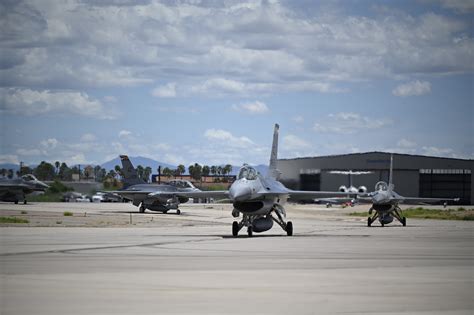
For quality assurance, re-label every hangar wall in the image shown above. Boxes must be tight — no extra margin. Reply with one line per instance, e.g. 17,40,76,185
277,152,474,205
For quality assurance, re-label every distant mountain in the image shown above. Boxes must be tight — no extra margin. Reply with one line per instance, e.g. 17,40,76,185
0,164,20,172
101,156,175,172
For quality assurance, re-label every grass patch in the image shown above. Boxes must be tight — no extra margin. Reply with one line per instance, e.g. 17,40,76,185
27,193,63,202
349,207,474,221
0,216,29,224
63,211,73,216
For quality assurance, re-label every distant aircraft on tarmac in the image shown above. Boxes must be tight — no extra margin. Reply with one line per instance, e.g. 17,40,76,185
0,174,49,204
318,170,372,207
113,155,200,214
169,124,357,237
360,154,459,227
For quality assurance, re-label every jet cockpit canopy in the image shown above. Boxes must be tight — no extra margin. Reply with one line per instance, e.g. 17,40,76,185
21,174,38,182
237,164,258,180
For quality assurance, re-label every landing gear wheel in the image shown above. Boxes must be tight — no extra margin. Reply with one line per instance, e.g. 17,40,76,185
381,222,385,227
176,209,181,215
232,221,239,237
402,217,406,226
14,200,18,204
286,221,293,236
367,217,372,227
139,205,146,213
24,200,27,205
247,226,253,237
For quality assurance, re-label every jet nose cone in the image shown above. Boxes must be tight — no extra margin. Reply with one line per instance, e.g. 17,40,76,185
229,183,252,201
373,192,387,204
38,181,49,190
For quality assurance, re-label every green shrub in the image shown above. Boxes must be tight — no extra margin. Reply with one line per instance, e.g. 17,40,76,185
63,211,73,216
0,217,29,224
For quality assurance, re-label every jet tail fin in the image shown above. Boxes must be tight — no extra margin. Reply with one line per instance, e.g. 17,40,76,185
388,153,394,190
267,123,281,179
119,155,145,188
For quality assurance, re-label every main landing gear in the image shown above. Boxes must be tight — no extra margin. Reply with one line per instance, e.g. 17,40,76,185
231,205,293,237
367,206,406,227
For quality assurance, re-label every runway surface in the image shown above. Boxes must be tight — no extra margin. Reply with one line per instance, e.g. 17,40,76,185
1,202,473,314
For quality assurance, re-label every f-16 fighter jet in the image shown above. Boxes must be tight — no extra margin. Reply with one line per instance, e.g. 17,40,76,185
0,174,49,204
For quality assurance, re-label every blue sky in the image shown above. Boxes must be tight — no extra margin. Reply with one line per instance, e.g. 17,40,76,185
0,0,473,167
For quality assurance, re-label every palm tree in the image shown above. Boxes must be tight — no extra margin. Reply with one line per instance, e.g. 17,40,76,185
177,164,185,179
202,165,210,179
210,166,217,176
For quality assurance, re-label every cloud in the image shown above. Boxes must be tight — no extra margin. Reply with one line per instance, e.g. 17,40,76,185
1,2,471,97
397,138,417,148
313,112,392,134
232,101,269,114
40,138,59,150
81,133,97,142
282,135,311,150
204,129,255,148
118,130,132,139
292,116,304,123
0,88,115,119
151,82,177,98
0,155,19,164
436,0,474,13
392,80,432,97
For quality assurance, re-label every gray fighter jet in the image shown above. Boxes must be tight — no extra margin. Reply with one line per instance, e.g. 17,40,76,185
0,174,49,204
171,124,357,237
112,155,200,214
361,154,459,227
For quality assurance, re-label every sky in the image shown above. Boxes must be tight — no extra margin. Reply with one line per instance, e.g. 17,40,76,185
0,0,473,167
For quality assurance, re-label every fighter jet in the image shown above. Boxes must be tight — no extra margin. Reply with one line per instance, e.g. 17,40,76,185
0,174,49,204
112,155,200,214
361,154,459,227
171,124,357,237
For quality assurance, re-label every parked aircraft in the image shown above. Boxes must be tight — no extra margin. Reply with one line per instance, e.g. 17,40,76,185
0,174,49,204
361,154,459,227
318,170,371,207
112,155,200,214
169,124,358,237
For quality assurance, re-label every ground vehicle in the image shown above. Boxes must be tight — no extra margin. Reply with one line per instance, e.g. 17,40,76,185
92,192,123,203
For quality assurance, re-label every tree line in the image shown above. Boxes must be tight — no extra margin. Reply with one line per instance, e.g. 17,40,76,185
1,161,234,184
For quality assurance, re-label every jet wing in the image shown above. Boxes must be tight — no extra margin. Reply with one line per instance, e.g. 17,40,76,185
163,190,230,199
399,197,460,204
287,190,359,200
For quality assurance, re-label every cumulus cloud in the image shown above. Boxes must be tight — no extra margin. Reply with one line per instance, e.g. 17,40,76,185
204,129,255,148
0,88,114,119
151,82,177,98
313,112,392,134
282,135,311,150
118,130,132,139
392,80,432,97
0,1,471,96
232,101,269,114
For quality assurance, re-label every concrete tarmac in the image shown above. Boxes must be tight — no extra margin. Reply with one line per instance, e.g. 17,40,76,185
0,202,473,314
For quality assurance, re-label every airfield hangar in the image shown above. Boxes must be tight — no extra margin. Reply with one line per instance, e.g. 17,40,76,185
277,152,474,205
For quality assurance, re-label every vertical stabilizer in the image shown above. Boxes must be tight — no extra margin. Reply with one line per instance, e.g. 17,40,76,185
267,124,281,179
388,153,394,190
119,155,145,187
